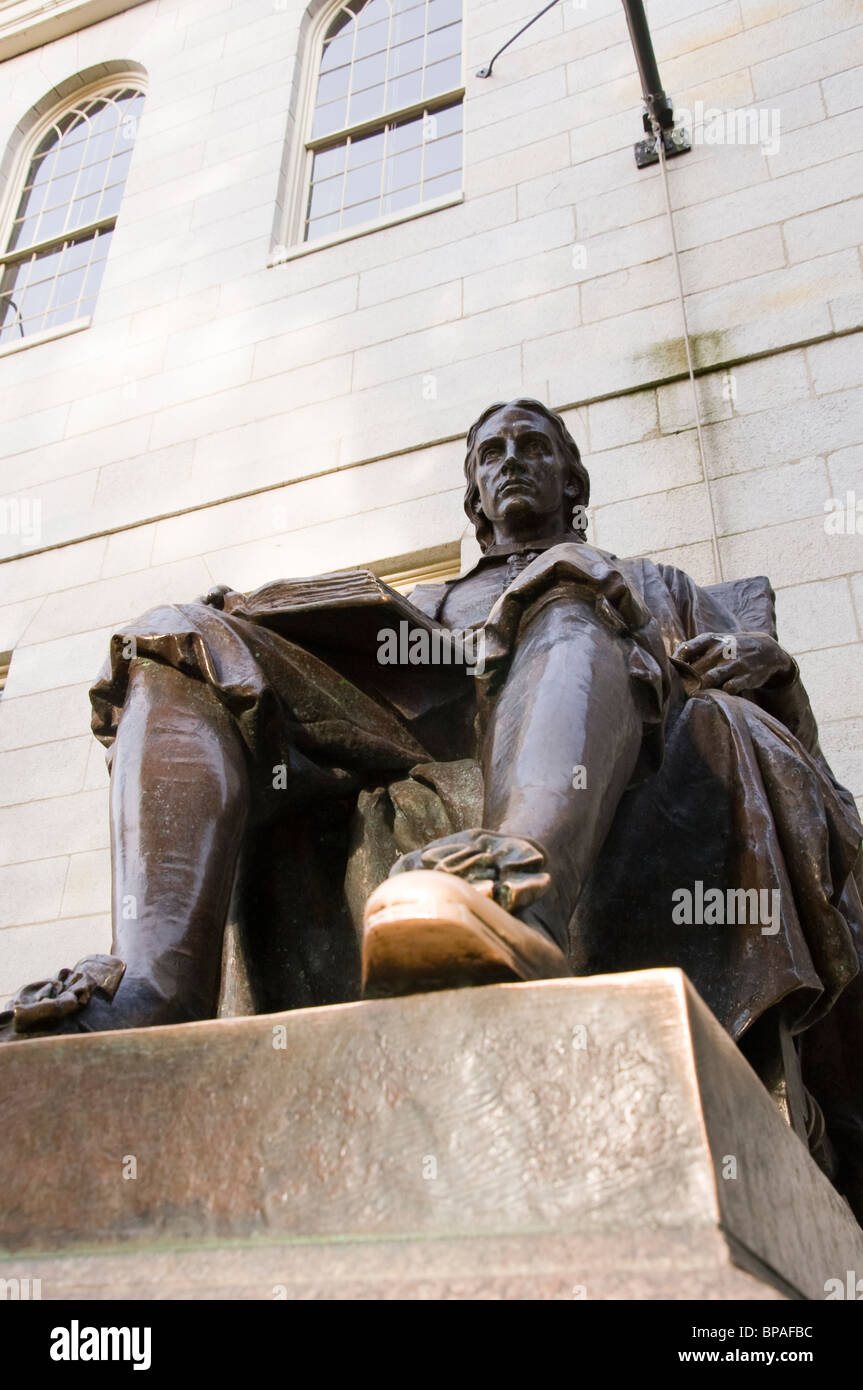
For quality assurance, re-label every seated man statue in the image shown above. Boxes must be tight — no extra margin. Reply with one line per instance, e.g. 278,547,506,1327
2,399,862,1222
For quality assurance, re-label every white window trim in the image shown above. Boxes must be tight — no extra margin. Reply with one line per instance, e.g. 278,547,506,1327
0,69,146,349
270,187,463,264
380,554,461,592
0,313,91,359
277,0,466,256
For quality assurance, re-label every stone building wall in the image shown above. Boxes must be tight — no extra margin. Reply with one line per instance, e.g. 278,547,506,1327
0,0,861,994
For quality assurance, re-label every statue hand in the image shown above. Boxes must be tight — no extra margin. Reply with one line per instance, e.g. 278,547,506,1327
199,584,244,614
0,955,125,1037
673,631,796,696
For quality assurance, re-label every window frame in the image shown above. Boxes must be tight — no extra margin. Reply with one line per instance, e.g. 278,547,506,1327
274,0,465,263
0,71,146,353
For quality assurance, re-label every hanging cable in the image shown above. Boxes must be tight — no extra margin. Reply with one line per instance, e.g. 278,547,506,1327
651,115,724,582
477,0,561,78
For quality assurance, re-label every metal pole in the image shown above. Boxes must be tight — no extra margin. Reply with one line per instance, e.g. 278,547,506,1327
620,0,674,130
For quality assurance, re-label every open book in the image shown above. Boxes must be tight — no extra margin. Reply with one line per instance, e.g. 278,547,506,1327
232,568,440,645
231,570,481,707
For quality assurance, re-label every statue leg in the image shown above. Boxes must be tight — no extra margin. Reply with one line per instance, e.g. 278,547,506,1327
363,593,647,993
480,594,644,947
106,660,249,1025
0,660,250,1037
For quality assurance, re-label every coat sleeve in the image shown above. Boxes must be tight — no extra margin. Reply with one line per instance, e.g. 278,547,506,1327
655,563,851,802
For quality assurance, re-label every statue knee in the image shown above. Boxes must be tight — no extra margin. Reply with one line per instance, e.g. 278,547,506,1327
512,587,634,672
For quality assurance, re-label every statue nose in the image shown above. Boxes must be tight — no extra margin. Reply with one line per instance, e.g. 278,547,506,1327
501,446,524,473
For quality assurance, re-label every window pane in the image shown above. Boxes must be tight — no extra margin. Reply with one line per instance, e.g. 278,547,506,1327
313,144,347,181
32,203,66,243
30,151,57,187
51,265,88,310
90,228,113,261
424,55,460,98
354,17,389,59
388,37,424,77
344,161,381,208
348,84,385,126
44,171,78,211
430,101,462,138
341,196,379,228
307,212,340,240
7,198,44,251
382,183,420,215
423,129,461,178
61,114,90,146
352,50,386,95
387,70,423,110
385,145,422,192
308,171,345,219
355,0,389,24
52,136,87,180
44,301,81,329
68,193,101,229
16,271,52,321
427,21,460,63
389,113,424,153
312,97,348,138
391,6,425,43
428,0,461,30
109,147,133,181
347,129,385,169
423,168,460,200
83,249,110,299
87,100,118,134
26,243,65,286
0,269,27,343
83,128,118,169
321,28,354,73
18,177,48,213
62,236,96,271
33,129,57,157
74,158,109,197
316,64,351,105
98,180,125,220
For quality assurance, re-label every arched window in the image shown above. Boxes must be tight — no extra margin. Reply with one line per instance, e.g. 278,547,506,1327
0,83,145,346
302,0,462,244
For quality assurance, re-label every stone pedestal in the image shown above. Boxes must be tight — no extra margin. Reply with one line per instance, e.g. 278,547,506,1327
1,968,861,1299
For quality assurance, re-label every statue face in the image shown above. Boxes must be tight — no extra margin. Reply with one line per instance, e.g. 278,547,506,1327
473,406,569,538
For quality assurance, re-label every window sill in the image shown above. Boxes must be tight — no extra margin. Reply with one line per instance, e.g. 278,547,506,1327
268,190,464,266
0,315,92,359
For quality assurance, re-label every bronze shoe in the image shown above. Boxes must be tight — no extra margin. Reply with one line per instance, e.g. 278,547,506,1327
362,869,572,998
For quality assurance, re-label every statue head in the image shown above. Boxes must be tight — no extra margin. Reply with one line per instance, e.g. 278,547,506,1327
463,399,590,552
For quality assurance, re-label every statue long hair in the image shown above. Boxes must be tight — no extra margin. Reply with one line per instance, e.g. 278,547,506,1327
463,399,590,553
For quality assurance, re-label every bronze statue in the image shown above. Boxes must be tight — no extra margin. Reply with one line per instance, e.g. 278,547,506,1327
2,399,862,1222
